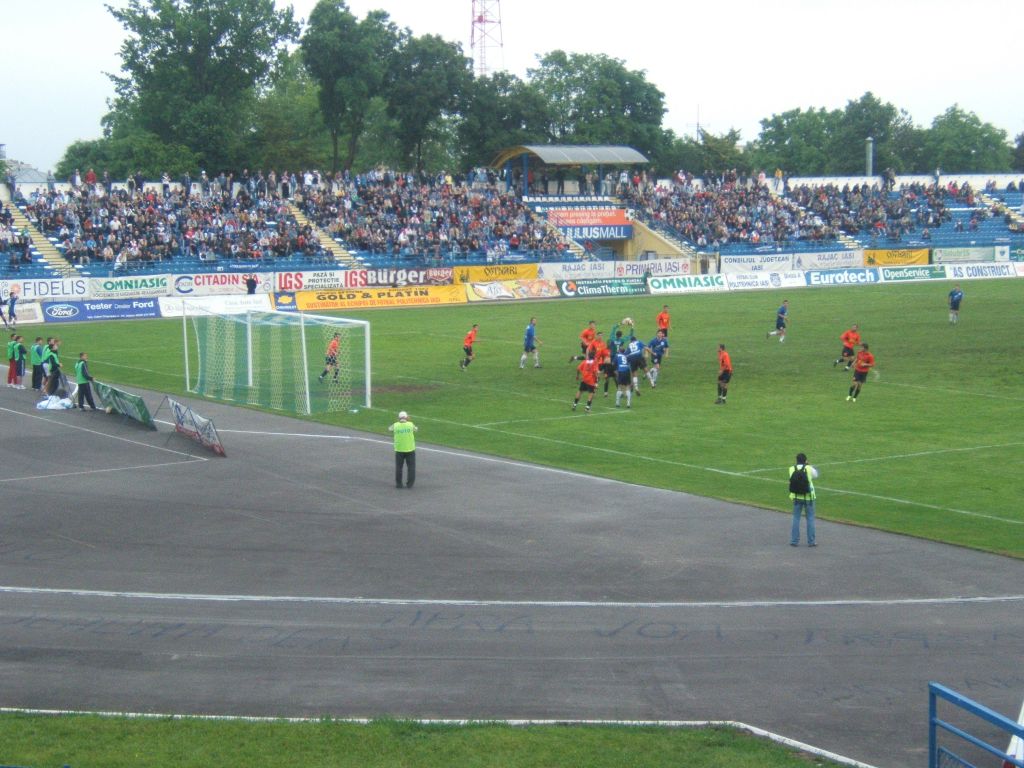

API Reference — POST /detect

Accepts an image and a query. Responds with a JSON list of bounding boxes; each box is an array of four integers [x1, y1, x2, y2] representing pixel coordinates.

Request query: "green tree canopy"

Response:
[[457, 71, 550, 168], [386, 33, 472, 171], [106, 0, 297, 172], [301, 1, 398, 173], [527, 51, 667, 158], [922, 105, 1012, 173]]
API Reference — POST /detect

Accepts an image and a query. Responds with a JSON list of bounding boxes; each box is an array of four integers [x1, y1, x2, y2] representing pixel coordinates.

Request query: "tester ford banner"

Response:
[[43, 298, 161, 322]]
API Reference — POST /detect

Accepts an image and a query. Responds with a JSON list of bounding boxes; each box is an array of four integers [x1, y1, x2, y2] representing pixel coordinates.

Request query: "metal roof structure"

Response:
[[490, 145, 649, 168]]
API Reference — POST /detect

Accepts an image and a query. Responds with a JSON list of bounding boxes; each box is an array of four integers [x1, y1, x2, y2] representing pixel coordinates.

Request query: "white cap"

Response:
[[398, 411, 408, 421]]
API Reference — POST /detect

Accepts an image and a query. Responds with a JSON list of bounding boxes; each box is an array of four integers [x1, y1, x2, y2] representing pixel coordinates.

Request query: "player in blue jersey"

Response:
[[519, 316, 542, 368], [767, 299, 789, 342], [947, 284, 963, 324], [646, 329, 669, 388], [625, 336, 647, 396], [613, 349, 633, 409]]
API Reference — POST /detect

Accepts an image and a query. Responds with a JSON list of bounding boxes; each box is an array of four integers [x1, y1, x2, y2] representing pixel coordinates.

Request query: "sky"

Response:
[[4, 0, 1022, 173]]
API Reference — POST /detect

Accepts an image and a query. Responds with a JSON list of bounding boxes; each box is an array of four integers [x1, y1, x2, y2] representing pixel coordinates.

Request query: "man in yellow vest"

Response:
[[789, 452, 819, 547], [389, 411, 418, 488]]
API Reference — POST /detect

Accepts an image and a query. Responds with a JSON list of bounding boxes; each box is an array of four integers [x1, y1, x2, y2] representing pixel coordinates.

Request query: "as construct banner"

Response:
[[864, 248, 929, 266], [465, 280, 560, 302], [295, 285, 466, 310], [94, 380, 157, 430], [944, 263, 1016, 280], [454, 264, 539, 283]]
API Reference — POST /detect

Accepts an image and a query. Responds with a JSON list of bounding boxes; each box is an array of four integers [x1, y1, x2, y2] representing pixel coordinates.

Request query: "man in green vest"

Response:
[[388, 410, 418, 488], [74, 352, 98, 411], [44, 338, 62, 396], [789, 452, 820, 547], [30, 337, 46, 391]]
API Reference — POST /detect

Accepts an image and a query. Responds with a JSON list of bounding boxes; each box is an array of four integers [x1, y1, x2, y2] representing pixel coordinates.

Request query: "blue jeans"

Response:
[[791, 499, 815, 545]]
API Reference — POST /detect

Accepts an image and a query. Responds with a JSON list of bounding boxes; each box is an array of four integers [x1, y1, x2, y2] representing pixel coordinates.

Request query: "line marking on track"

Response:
[[0, 460, 205, 484], [1, 584, 1022, 609], [0, 406, 208, 460], [740, 441, 1024, 474]]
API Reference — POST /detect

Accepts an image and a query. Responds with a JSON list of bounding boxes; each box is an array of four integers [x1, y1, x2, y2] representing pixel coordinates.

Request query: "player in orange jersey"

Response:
[[460, 324, 479, 370], [846, 343, 875, 402], [715, 343, 732, 404], [656, 304, 671, 337], [572, 352, 600, 412], [569, 320, 597, 362], [318, 333, 341, 383], [833, 324, 861, 370]]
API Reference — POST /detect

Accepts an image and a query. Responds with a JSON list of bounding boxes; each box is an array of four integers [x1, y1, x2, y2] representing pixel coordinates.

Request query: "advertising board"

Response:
[[943, 263, 1017, 280], [43, 298, 161, 323], [89, 275, 170, 299], [557, 278, 647, 298], [465, 280, 560, 302], [720, 253, 793, 274], [791, 250, 864, 270], [864, 248, 929, 266], [647, 274, 727, 294], [172, 272, 273, 296], [294, 285, 467, 311]]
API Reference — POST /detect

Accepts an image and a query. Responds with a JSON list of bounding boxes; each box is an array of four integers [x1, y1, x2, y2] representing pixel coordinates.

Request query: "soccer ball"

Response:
[[622, 316, 634, 327]]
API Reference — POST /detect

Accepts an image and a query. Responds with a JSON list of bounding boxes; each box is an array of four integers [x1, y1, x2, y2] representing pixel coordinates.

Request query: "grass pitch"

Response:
[[36, 278, 1024, 557]]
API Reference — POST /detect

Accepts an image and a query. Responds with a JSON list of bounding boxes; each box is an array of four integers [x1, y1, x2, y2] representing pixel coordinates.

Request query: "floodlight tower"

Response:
[[470, 0, 503, 77]]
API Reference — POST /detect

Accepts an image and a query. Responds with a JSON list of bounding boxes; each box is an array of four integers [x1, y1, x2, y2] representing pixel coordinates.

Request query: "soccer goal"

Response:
[[183, 305, 371, 415]]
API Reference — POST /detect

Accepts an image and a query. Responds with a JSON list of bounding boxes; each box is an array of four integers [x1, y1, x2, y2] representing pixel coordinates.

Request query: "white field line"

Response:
[[0, 708, 880, 768], [0, 406, 206, 460], [1, 584, 1022, 610], [476, 410, 626, 427], [740, 441, 1024, 474], [195, 416, 1024, 525], [882, 380, 1024, 403]]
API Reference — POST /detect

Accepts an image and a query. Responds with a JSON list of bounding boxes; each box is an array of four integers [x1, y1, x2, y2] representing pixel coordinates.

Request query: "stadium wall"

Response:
[[1, 254, 1019, 322]]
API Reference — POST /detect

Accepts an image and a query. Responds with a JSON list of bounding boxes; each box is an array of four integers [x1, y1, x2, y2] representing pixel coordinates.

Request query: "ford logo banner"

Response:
[[45, 304, 80, 319]]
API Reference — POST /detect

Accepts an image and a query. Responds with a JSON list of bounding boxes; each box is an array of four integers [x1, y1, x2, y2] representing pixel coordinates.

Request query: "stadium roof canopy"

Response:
[[490, 145, 649, 168]]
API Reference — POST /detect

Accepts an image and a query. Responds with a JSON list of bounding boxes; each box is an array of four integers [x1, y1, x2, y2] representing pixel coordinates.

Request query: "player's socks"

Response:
[[626, 390, 632, 407], [519, 354, 527, 368], [572, 400, 577, 410], [615, 391, 621, 406]]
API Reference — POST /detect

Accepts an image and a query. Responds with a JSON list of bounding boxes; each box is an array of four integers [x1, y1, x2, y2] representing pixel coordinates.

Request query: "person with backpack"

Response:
[[789, 452, 819, 547]]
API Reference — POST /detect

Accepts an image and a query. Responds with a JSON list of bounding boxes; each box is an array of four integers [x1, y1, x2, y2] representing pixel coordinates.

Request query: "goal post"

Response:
[[183, 305, 371, 415]]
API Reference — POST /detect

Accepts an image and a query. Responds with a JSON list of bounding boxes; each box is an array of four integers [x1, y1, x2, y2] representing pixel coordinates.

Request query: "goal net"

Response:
[[183, 306, 370, 415]]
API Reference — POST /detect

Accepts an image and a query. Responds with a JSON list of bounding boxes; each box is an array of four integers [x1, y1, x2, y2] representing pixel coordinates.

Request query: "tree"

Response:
[[457, 71, 549, 167], [106, 0, 298, 172], [386, 33, 471, 170], [749, 107, 840, 176], [244, 50, 331, 172], [301, 1, 398, 173], [527, 51, 667, 157], [57, 131, 198, 181], [921, 105, 1012, 173], [829, 92, 916, 174], [1014, 133, 1024, 173]]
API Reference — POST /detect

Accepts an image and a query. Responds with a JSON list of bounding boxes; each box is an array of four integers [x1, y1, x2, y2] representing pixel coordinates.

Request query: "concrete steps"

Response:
[[7, 203, 76, 275], [287, 203, 358, 267]]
